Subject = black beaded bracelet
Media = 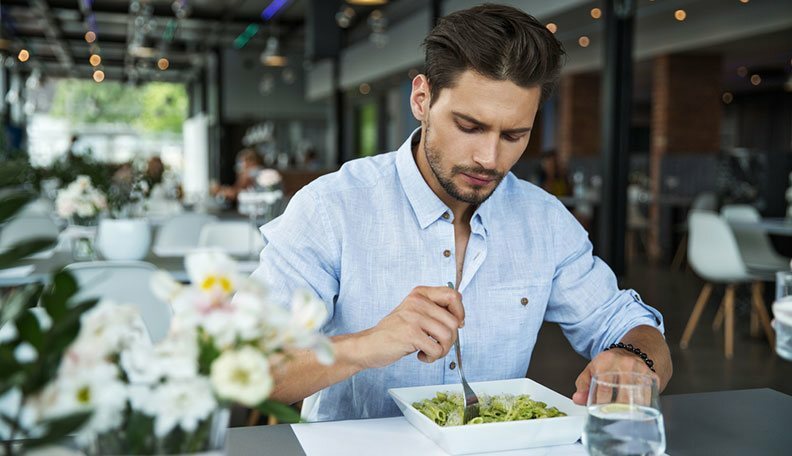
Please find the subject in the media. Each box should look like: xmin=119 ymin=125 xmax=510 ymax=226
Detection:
xmin=603 ymin=342 xmax=656 ymax=373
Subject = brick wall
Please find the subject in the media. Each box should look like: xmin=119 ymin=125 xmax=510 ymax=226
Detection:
xmin=651 ymin=54 xmax=722 ymax=155
xmin=558 ymin=72 xmax=601 ymax=162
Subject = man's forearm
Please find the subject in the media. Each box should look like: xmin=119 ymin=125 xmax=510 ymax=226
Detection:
xmin=620 ymin=325 xmax=673 ymax=391
xmin=269 ymin=332 xmax=368 ymax=405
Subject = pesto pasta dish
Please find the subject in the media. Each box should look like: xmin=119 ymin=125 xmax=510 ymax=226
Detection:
xmin=412 ymin=392 xmax=567 ymax=426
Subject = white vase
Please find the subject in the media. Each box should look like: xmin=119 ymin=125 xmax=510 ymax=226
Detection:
xmin=96 ymin=218 xmax=151 ymax=261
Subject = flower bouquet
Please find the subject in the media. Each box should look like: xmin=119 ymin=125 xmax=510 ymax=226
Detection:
xmin=238 ymin=169 xmax=284 ymax=222
xmin=2 ymin=250 xmax=333 ymax=454
xmin=55 ymin=175 xmax=107 ymax=225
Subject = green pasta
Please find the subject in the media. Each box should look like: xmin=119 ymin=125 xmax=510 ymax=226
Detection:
xmin=412 ymin=392 xmax=566 ymax=426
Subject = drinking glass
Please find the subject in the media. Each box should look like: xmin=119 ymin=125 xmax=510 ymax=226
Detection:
xmin=582 ymin=371 xmax=666 ymax=456
xmin=775 ymin=271 xmax=792 ymax=301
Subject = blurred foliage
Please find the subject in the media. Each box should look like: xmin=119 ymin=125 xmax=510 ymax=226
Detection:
xmin=0 ymin=160 xmax=97 ymax=454
xmin=50 ymin=80 xmax=187 ymax=133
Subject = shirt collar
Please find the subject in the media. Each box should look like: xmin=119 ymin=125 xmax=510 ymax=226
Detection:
xmin=395 ymin=128 xmax=503 ymax=234
xmin=395 ymin=129 xmax=451 ymax=230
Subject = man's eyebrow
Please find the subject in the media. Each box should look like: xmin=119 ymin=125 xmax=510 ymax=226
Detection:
xmin=451 ymin=111 xmax=532 ymax=134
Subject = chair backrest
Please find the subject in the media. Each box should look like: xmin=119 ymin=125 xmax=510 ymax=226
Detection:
xmin=65 ymin=261 xmax=172 ymax=343
xmin=720 ymin=204 xmax=788 ymax=270
xmin=687 ymin=211 xmax=750 ymax=283
xmin=691 ymin=192 xmax=718 ymax=212
xmin=153 ymin=213 xmax=217 ymax=257
xmin=0 ymin=216 xmax=59 ymax=249
xmin=198 ymin=221 xmax=265 ymax=257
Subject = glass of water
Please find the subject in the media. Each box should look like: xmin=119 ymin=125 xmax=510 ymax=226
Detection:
xmin=582 ymin=371 xmax=666 ymax=456
xmin=776 ymin=271 xmax=792 ymax=300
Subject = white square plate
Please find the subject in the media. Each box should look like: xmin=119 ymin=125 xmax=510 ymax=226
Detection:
xmin=388 ymin=378 xmax=586 ymax=455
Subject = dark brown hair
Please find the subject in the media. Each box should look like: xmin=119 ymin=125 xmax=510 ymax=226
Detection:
xmin=422 ymin=3 xmax=565 ymax=105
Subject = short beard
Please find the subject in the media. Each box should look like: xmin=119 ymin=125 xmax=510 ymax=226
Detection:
xmin=423 ymin=120 xmax=504 ymax=205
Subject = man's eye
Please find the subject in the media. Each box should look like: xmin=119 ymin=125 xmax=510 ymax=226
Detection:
xmin=457 ymin=124 xmax=479 ymax=133
xmin=502 ymin=134 xmax=521 ymax=142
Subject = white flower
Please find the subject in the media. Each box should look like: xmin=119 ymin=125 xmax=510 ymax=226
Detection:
xmin=256 ymin=169 xmax=282 ymax=188
xmin=36 ymin=361 xmax=126 ymax=445
xmin=73 ymin=301 xmax=149 ymax=358
xmin=55 ymin=176 xmax=106 ymax=219
xmin=290 ymin=289 xmax=329 ymax=334
xmin=127 ymin=384 xmax=154 ymax=414
xmin=210 ymin=346 xmax=273 ymax=407
xmin=262 ymin=290 xmax=335 ymax=365
xmin=146 ymin=378 xmax=217 ymax=437
xmin=14 ymin=342 xmax=38 ymax=363
xmin=186 ymin=250 xmax=242 ymax=299
xmin=151 ymin=270 xmax=184 ymax=303
xmin=121 ymin=328 xmax=198 ymax=384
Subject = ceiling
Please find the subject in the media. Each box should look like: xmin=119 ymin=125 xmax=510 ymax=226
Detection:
xmin=1 ymin=0 xmax=308 ymax=83
xmin=2 ymin=0 xmax=790 ymax=96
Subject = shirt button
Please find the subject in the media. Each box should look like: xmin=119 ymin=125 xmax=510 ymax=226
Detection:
xmin=521 ymin=297 xmax=529 ymax=306
xmin=449 ymin=361 xmax=456 ymax=370
xmin=443 ymin=249 xmax=451 ymax=258
xmin=442 ymin=212 xmax=450 ymax=220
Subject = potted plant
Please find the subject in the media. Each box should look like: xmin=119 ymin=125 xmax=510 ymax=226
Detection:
xmin=96 ymin=172 xmax=152 ymax=261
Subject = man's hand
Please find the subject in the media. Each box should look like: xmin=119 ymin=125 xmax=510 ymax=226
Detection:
xmin=572 ymin=348 xmax=658 ymax=405
xmin=572 ymin=326 xmax=672 ymax=405
xmin=354 ymin=286 xmax=465 ymax=369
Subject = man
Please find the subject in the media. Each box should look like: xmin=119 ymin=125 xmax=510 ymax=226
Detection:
xmin=252 ymin=4 xmax=671 ymax=422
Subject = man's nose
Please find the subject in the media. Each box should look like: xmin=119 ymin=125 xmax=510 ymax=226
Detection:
xmin=472 ymin=134 xmax=499 ymax=169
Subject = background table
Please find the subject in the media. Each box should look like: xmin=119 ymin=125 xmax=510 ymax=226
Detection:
xmin=0 ymin=251 xmax=260 ymax=287
xmin=226 ymin=388 xmax=792 ymax=456
xmin=730 ymin=218 xmax=792 ymax=236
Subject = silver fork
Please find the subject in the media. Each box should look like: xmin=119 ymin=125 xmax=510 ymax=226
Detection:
xmin=447 ymin=282 xmax=480 ymax=424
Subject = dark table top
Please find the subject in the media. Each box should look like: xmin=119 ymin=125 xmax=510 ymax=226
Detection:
xmin=226 ymin=388 xmax=792 ymax=456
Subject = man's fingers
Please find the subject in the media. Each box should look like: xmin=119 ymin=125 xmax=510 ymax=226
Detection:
xmin=414 ymin=331 xmax=444 ymax=363
xmin=414 ymin=286 xmax=465 ymax=327
xmin=573 ymin=368 xmax=591 ymax=405
xmin=419 ymin=317 xmax=455 ymax=355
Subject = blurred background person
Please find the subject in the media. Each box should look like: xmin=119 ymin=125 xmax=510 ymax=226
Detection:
xmin=212 ymin=148 xmax=264 ymax=202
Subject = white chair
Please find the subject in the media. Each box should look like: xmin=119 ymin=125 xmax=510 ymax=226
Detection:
xmin=65 ymin=261 xmax=172 ymax=343
xmin=0 ymin=216 xmax=59 ymax=257
xmin=671 ymin=192 xmax=719 ymax=270
xmin=720 ymin=204 xmax=790 ymax=272
xmin=680 ymin=211 xmax=774 ymax=358
xmin=152 ymin=213 xmax=217 ymax=257
xmin=198 ymin=221 xmax=264 ymax=257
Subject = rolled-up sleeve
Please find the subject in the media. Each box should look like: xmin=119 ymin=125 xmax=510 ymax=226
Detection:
xmin=250 ymin=187 xmax=340 ymax=319
xmin=543 ymin=202 xmax=665 ymax=360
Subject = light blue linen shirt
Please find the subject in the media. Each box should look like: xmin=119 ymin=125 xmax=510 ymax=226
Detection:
xmin=251 ymin=130 xmax=664 ymax=422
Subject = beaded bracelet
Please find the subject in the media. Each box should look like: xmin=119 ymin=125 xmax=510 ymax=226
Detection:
xmin=603 ymin=342 xmax=656 ymax=373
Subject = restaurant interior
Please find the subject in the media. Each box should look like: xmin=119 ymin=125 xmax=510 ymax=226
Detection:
xmin=1 ymin=0 xmax=791 ymax=455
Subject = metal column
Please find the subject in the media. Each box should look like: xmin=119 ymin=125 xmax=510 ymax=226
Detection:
xmin=598 ymin=0 xmax=636 ymax=277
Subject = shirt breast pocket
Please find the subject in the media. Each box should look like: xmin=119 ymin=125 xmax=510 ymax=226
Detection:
xmin=476 ymin=283 xmax=550 ymax=339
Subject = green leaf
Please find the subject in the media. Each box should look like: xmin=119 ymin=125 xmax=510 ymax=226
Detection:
xmin=15 ymin=311 xmax=43 ymax=350
xmin=41 ymin=271 xmax=79 ymax=320
xmin=124 ymin=410 xmax=156 ymax=454
xmin=0 ymin=284 xmax=42 ymax=328
xmin=0 ymin=162 xmax=30 ymax=187
xmin=197 ymin=331 xmax=221 ymax=376
xmin=52 ymin=271 xmax=78 ymax=302
xmin=257 ymin=400 xmax=301 ymax=424
xmin=0 ymin=189 xmax=35 ymax=224
xmin=0 ymin=239 xmax=57 ymax=270
xmin=23 ymin=411 xmax=92 ymax=449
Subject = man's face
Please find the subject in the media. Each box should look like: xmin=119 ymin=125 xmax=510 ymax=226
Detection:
xmin=411 ymin=70 xmax=541 ymax=205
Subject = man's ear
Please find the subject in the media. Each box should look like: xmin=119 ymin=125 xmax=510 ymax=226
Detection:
xmin=410 ymin=74 xmax=431 ymax=122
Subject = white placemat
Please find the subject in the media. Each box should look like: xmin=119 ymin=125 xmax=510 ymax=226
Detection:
xmin=291 ymin=417 xmax=588 ymax=456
